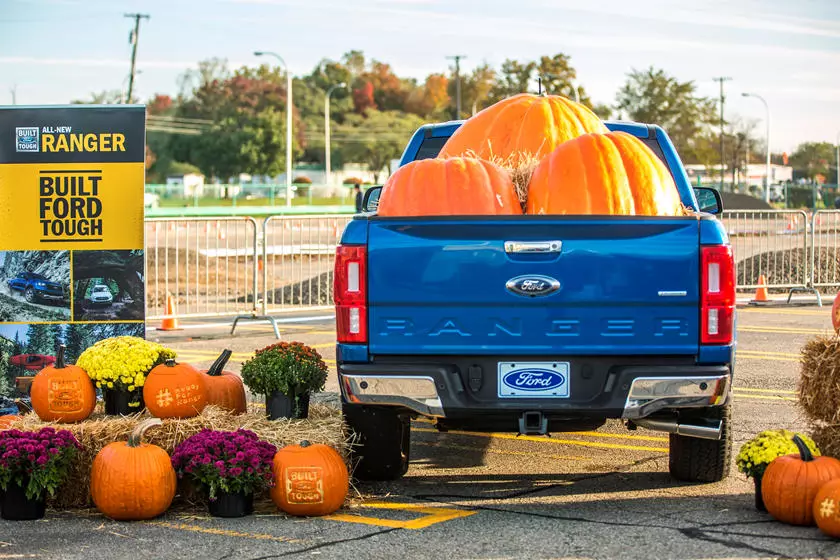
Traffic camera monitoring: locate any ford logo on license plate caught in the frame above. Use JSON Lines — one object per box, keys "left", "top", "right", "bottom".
{"left": 502, "top": 369, "right": 565, "bottom": 392}
{"left": 505, "top": 275, "right": 560, "bottom": 297}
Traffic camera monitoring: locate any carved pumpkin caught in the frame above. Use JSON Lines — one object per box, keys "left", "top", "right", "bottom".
{"left": 143, "top": 359, "right": 207, "bottom": 419}
{"left": 377, "top": 157, "right": 522, "bottom": 217}
{"left": 0, "top": 415, "right": 21, "bottom": 429}
{"left": 761, "top": 434, "right": 840, "bottom": 526}
{"left": 30, "top": 344, "right": 96, "bottom": 423}
{"left": 832, "top": 291, "right": 840, "bottom": 333}
{"left": 526, "top": 131, "right": 684, "bottom": 216}
{"left": 814, "top": 479, "right": 840, "bottom": 537}
{"left": 438, "top": 93, "right": 607, "bottom": 166}
{"left": 270, "top": 440, "right": 349, "bottom": 517}
{"left": 91, "top": 418, "right": 176, "bottom": 520}
{"left": 202, "top": 349, "right": 247, "bottom": 414}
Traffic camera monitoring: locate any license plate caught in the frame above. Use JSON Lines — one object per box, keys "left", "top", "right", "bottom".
{"left": 497, "top": 362, "right": 570, "bottom": 398}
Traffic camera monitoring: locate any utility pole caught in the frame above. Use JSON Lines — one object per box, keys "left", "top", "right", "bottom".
{"left": 124, "top": 13, "right": 150, "bottom": 103}
{"left": 9, "top": 85, "right": 16, "bottom": 105}
{"left": 713, "top": 77, "right": 732, "bottom": 191}
{"left": 446, "top": 55, "right": 466, "bottom": 120}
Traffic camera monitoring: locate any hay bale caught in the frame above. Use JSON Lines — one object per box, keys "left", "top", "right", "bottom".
{"left": 808, "top": 423, "right": 840, "bottom": 459}
{"left": 4, "top": 402, "right": 351, "bottom": 510}
{"left": 798, "top": 334, "right": 840, "bottom": 424}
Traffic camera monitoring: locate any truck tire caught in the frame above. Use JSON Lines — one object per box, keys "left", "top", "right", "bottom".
{"left": 668, "top": 405, "right": 732, "bottom": 483}
{"left": 342, "top": 404, "right": 411, "bottom": 481}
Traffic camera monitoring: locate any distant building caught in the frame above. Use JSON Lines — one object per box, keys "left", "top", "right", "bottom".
{"left": 683, "top": 164, "right": 793, "bottom": 187}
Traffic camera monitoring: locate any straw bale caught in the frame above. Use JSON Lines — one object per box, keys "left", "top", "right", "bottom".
{"left": 798, "top": 334, "right": 840, "bottom": 424}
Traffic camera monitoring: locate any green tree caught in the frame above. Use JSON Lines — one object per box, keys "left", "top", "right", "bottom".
{"left": 337, "top": 110, "right": 424, "bottom": 182}
{"left": 25, "top": 324, "right": 54, "bottom": 355}
{"left": 615, "top": 67, "right": 718, "bottom": 162}
{"left": 536, "top": 54, "right": 592, "bottom": 107}
{"left": 64, "top": 324, "right": 88, "bottom": 365}
{"left": 454, "top": 63, "right": 496, "bottom": 117}
{"left": 790, "top": 142, "right": 837, "bottom": 182}
{"left": 489, "top": 59, "right": 537, "bottom": 102}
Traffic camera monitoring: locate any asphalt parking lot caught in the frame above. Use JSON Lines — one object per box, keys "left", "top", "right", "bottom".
{"left": 2, "top": 303, "right": 838, "bottom": 559}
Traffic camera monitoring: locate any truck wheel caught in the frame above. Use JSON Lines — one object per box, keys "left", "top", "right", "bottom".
{"left": 668, "top": 405, "right": 732, "bottom": 483}
{"left": 342, "top": 404, "right": 410, "bottom": 481}
{"left": 24, "top": 288, "right": 35, "bottom": 303}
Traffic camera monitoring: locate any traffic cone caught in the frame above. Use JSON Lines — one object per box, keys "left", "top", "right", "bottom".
{"left": 751, "top": 275, "right": 770, "bottom": 303}
{"left": 158, "top": 295, "right": 182, "bottom": 331}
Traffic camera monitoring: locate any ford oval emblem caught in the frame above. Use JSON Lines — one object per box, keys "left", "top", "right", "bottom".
{"left": 502, "top": 369, "right": 566, "bottom": 391}
{"left": 505, "top": 275, "right": 560, "bottom": 297}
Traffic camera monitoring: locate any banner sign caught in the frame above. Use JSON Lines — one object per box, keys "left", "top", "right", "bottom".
{"left": 0, "top": 105, "right": 146, "bottom": 399}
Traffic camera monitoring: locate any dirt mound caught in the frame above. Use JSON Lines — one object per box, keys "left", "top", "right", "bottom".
{"left": 264, "top": 271, "right": 333, "bottom": 306}
{"left": 722, "top": 192, "right": 773, "bottom": 211}
{"left": 736, "top": 247, "right": 838, "bottom": 293}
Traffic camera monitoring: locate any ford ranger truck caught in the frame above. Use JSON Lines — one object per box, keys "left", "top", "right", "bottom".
{"left": 334, "top": 120, "right": 734, "bottom": 484}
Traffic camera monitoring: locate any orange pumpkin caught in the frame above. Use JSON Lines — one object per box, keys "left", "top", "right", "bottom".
{"left": 143, "top": 359, "right": 207, "bottom": 419}
{"left": 832, "top": 291, "right": 840, "bottom": 333}
{"left": 762, "top": 434, "right": 840, "bottom": 526}
{"left": 90, "top": 418, "right": 176, "bottom": 520}
{"left": 30, "top": 344, "right": 96, "bottom": 423}
{"left": 377, "top": 157, "right": 522, "bottom": 217}
{"left": 526, "top": 131, "right": 684, "bottom": 216}
{"left": 438, "top": 93, "right": 607, "bottom": 166}
{"left": 202, "top": 349, "right": 247, "bottom": 414}
{"left": 814, "top": 479, "right": 840, "bottom": 537}
{"left": 270, "top": 441, "right": 349, "bottom": 517}
{"left": 0, "top": 415, "right": 21, "bottom": 429}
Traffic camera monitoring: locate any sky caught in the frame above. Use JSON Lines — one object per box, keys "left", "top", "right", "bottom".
{"left": 1, "top": 0, "right": 839, "bottom": 153}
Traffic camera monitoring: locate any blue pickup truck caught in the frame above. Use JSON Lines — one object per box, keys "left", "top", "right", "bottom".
{"left": 334, "top": 119, "right": 734, "bottom": 484}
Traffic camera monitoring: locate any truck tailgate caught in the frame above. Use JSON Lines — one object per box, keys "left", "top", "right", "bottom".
{"left": 366, "top": 217, "right": 700, "bottom": 356}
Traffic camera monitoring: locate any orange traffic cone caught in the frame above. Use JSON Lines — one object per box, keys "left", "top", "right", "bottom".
{"left": 751, "top": 274, "right": 770, "bottom": 303}
{"left": 158, "top": 295, "right": 182, "bottom": 331}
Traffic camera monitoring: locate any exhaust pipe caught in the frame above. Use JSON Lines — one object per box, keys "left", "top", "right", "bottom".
{"left": 633, "top": 418, "right": 722, "bottom": 440}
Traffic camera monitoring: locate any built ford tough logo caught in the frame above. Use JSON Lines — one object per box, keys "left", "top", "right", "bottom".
{"left": 505, "top": 275, "right": 560, "bottom": 297}
{"left": 501, "top": 369, "right": 566, "bottom": 392}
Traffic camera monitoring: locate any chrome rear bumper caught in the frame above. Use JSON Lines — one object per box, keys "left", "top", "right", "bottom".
{"left": 340, "top": 374, "right": 445, "bottom": 417}
{"left": 621, "top": 374, "right": 730, "bottom": 420}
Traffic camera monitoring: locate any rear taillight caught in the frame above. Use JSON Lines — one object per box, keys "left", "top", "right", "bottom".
{"left": 701, "top": 245, "right": 735, "bottom": 345}
{"left": 334, "top": 245, "right": 367, "bottom": 343}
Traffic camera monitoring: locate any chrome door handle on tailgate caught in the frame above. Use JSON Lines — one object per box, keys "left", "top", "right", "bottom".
{"left": 504, "top": 241, "right": 562, "bottom": 253}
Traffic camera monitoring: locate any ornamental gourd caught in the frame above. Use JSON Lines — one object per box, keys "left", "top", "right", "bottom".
{"left": 30, "top": 344, "right": 96, "bottom": 423}
{"left": 270, "top": 440, "right": 349, "bottom": 517}
{"left": 376, "top": 157, "right": 522, "bottom": 217}
{"left": 761, "top": 434, "right": 840, "bottom": 526}
{"left": 438, "top": 93, "right": 607, "bottom": 166}
{"left": 526, "top": 131, "right": 684, "bottom": 216}
{"left": 0, "top": 415, "right": 21, "bottom": 429}
{"left": 814, "top": 479, "right": 840, "bottom": 537}
{"left": 143, "top": 359, "right": 207, "bottom": 419}
{"left": 90, "top": 418, "right": 176, "bottom": 520}
{"left": 202, "top": 349, "right": 247, "bottom": 415}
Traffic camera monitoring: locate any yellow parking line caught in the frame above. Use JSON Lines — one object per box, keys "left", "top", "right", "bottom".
{"left": 144, "top": 521, "right": 306, "bottom": 544}
{"left": 733, "top": 393, "right": 797, "bottom": 402}
{"left": 738, "top": 308, "right": 826, "bottom": 316}
{"left": 325, "top": 502, "right": 476, "bottom": 530}
{"left": 414, "top": 440, "right": 590, "bottom": 462}
{"left": 735, "top": 387, "right": 797, "bottom": 394}
{"left": 739, "top": 326, "right": 827, "bottom": 335}
{"left": 737, "top": 353, "right": 799, "bottom": 362}
{"left": 412, "top": 418, "right": 668, "bottom": 442}
{"left": 412, "top": 427, "right": 668, "bottom": 453}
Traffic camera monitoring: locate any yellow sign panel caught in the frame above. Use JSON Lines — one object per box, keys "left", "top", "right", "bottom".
{"left": 0, "top": 162, "right": 144, "bottom": 250}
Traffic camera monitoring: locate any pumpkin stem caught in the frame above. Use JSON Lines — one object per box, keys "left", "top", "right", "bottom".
{"left": 793, "top": 434, "right": 814, "bottom": 462}
{"left": 128, "top": 418, "right": 163, "bottom": 447}
{"left": 300, "top": 440, "right": 311, "bottom": 448}
{"left": 165, "top": 359, "right": 176, "bottom": 367}
{"left": 207, "top": 349, "right": 232, "bottom": 377}
{"left": 56, "top": 344, "right": 66, "bottom": 369}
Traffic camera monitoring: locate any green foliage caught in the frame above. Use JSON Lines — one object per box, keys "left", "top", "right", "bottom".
{"left": 337, "top": 110, "right": 424, "bottom": 182}
{"left": 791, "top": 142, "right": 838, "bottom": 182}
{"left": 25, "top": 324, "right": 54, "bottom": 356}
{"left": 240, "top": 341, "right": 328, "bottom": 397}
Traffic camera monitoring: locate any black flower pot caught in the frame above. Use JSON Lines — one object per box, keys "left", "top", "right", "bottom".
{"left": 208, "top": 491, "right": 254, "bottom": 518}
{"left": 103, "top": 388, "right": 145, "bottom": 416}
{"left": 266, "top": 391, "right": 310, "bottom": 420}
{"left": 754, "top": 473, "right": 767, "bottom": 512}
{"left": 1, "top": 481, "right": 46, "bottom": 521}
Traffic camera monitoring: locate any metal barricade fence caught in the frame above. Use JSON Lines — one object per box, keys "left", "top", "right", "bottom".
{"left": 260, "top": 215, "right": 353, "bottom": 314}
{"left": 810, "top": 210, "right": 840, "bottom": 294}
{"left": 720, "top": 210, "right": 817, "bottom": 300}
{"left": 145, "top": 217, "right": 259, "bottom": 320}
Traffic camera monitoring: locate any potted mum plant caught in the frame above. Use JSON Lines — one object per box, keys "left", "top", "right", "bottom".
{"left": 240, "top": 342, "right": 328, "bottom": 420}
{"left": 77, "top": 336, "right": 176, "bottom": 416}
{"left": 0, "top": 427, "right": 82, "bottom": 520}
{"left": 737, "top": 429, "right": 821, "bottom": 511}
{"left": 171, "top": 428, "right": 277, "bottom": 518}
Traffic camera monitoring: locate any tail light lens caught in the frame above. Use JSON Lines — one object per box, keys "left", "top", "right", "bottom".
{"left": 334, "top": 245, "right": 367, "bottom": 343}
{"left": 701, "top": 245, "right": 735, "bottom": 345}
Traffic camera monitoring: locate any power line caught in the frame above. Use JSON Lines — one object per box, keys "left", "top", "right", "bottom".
{"left": 446, "top": 55, "right": 467, "bottom": 120}
{"left": 124, "top": 13, "right": 150, "bottom": 103}
{"left": 713, "top": 76, "right": 732, "bottom": 190}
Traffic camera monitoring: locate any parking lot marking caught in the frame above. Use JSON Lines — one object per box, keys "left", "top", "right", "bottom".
{"left": 414, "top": 440, "right": 591, "bottom": 462}
{"left": 738, "top": 308, "right": 826, "bottom": 317}
{"left": 739, "top": 325, "right": 828, "bottom": 335}
{"left": 412, "top": 427, "right": 669, "bottom": 453}
{"left": 735, "top": 387, "right": 797, "bottom": 394}
{"left": 737, "top": 351, "right": 799, "bottom": 362}
{"left": 732, "top": 393, "right": 797, "bottom": 402}
{"left": 325, "top": 502, "right": 476, "bottom": 530}
{"left": 412, "top": 418, "right": 669, "bottom": 442}
{"left": 144, "top": 521, "right": 307, "bottom": 544}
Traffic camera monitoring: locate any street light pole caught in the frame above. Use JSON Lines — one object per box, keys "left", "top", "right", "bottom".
{"left": 742, "top": 92, "right": 771, "bottom": 204}
{"left": 324, "top": 82, "right": 346, "bottom": 188}
{"left": 255, "top": 51, "right": 293, "bottom": 207}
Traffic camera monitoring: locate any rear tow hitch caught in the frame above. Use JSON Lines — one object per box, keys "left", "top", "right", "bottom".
{"left": 518, "top": 411, "right": 549, "bottom": 436}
